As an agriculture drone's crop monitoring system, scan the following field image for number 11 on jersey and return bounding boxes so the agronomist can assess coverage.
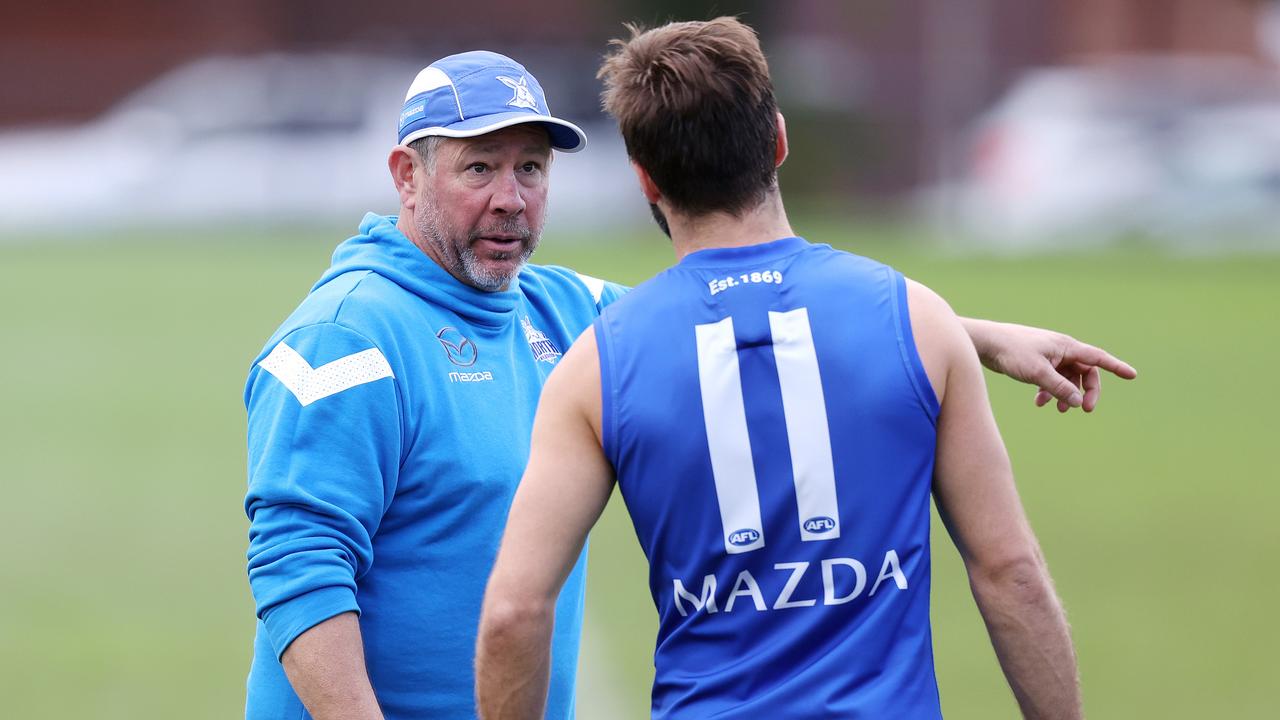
[695,307,841,555]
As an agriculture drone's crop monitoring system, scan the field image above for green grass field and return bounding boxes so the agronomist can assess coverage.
[0,224,1275,718]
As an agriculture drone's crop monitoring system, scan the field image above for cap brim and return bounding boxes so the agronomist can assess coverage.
[400,112,587,152]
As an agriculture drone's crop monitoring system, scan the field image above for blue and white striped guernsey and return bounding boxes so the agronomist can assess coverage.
[594,236,943,718]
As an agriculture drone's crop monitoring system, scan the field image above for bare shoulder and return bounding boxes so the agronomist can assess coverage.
[550,325,599,386]
[903,277,973,405]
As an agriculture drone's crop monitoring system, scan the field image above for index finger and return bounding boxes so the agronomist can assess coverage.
[1066,342,1137,380]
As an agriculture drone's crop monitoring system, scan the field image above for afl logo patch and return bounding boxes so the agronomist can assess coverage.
[804,516,837,533]
[728,528,761,547]
[436,327,478,367]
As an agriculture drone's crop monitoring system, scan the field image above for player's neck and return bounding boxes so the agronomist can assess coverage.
[669,193,795,261]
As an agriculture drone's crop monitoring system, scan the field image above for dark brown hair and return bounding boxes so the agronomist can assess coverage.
[598,17,779,218]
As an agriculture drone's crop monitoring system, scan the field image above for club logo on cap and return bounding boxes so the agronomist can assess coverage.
[398,52,586,151]
[496,75,539,111]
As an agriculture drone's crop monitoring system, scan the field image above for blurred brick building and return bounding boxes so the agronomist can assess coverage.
[2,0,1271,196]
[1064,0,1264,58]
[768,0,1270,195]
[0,0,606,126]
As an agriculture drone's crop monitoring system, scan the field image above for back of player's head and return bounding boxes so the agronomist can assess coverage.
[598,17,779,218]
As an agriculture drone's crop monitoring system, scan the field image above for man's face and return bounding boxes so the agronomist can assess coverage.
[414,125,552,291]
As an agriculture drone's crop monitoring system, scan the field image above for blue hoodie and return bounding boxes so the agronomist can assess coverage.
[244,213,626,719]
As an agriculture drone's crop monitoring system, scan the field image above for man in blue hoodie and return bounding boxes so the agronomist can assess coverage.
[244,50,1134,719]
[244,51,625,720]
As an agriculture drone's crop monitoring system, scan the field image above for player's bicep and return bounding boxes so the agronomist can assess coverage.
[930,308,1038,575]
[904,277,953,402]
[492,328,614,601]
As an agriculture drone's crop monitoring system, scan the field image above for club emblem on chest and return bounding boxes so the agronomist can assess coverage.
[522,316,561,364]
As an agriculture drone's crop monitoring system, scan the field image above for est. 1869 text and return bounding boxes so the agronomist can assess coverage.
[708,270,784,296]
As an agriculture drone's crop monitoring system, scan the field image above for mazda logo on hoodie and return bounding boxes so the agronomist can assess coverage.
[435,326,478,366]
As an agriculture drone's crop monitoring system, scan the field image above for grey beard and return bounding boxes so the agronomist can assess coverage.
[416,201,536,292]
[458,242,530,292]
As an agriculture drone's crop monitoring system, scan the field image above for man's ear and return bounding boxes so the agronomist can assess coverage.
[631,161,662,204]
[388,146,419,209]
[775,112,789,168]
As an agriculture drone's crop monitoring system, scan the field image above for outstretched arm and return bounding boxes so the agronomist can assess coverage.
[476,328,615,720]
[960,317,1137,413]
[913,286,1083,719]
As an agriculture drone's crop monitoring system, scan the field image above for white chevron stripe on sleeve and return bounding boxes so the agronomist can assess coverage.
[258,341,394,407]
[575,272,606,304]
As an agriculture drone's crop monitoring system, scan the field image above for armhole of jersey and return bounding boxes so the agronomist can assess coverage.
[890,270,941,425]
[593,314,619,467]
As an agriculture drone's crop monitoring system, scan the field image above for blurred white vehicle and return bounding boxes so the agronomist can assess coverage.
[1152,101,1280,248]
[0,53,639,235]
[943,57,1280,250]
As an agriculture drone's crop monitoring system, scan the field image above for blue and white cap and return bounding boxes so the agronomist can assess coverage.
[397,50,586,152]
